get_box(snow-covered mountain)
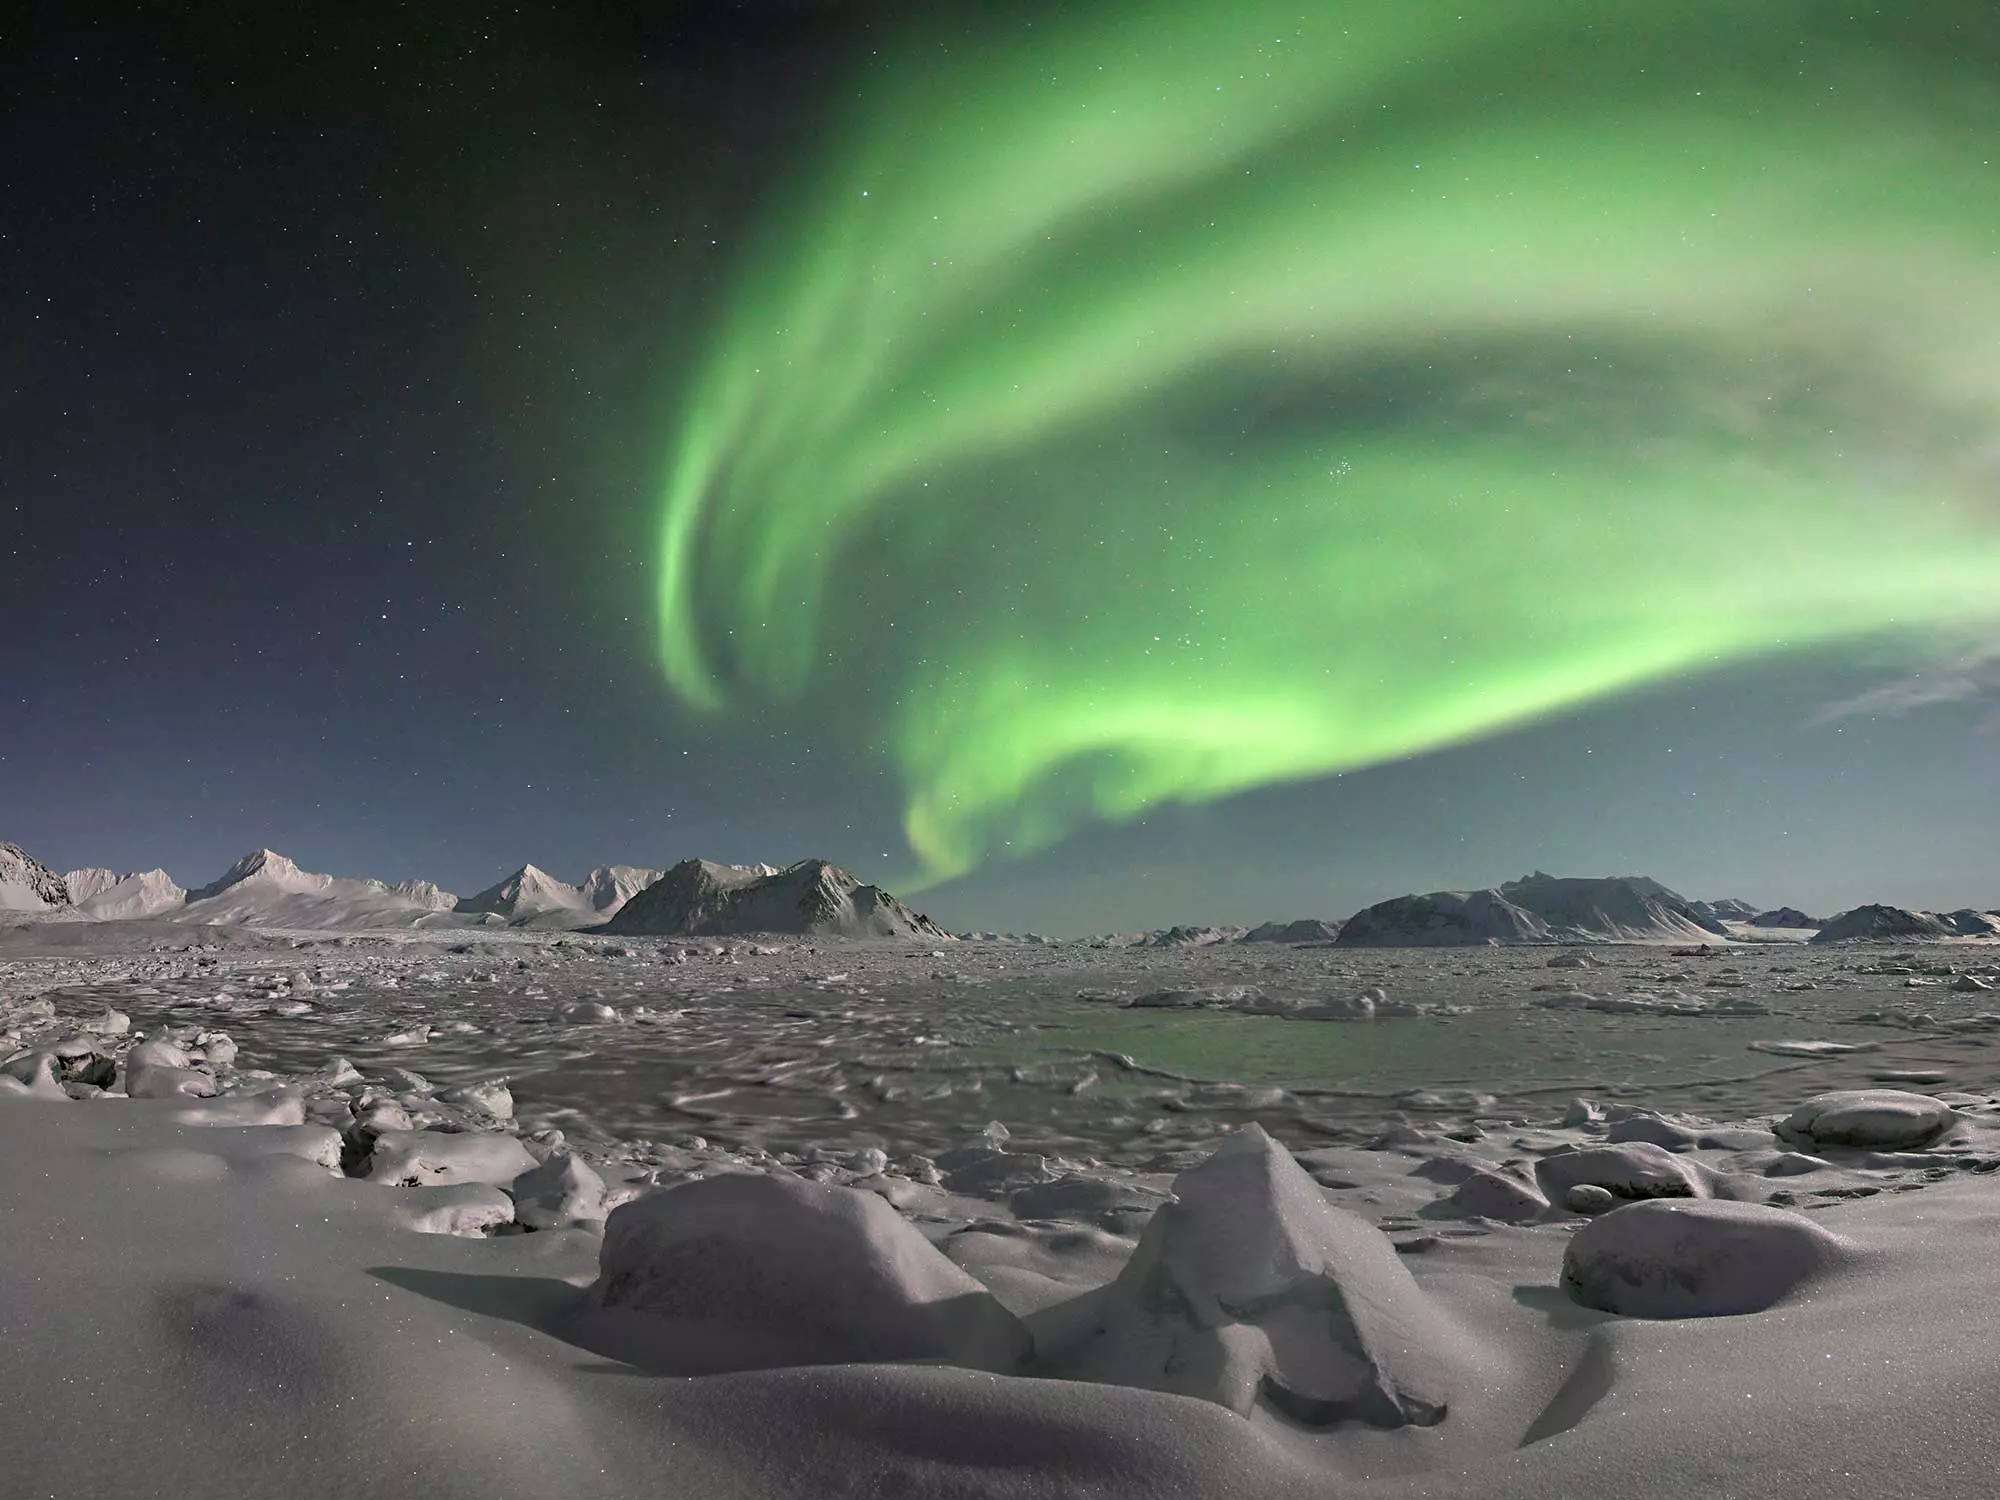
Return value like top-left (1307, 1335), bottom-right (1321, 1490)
top-left (388, 878), bottom-right (459, 912)
top-left (580, 865), bottom-right (666, 914)
top-left (0, 843), bottom-right (70, 913)
top-left (1338, 873), bottom-right (1730, 947)
top-left (1749, 907), bottom-right (1821, 929)
top-left (61, 868), bottom-right (122, 903)
top-left (177, 850), bottom-right (462, 929)
top-left (453, 864), bottom-right (598, 928)
top-left (1811, 905), bottom-right (2000, 942)
top-left (68, 868), bottom-right (185, 920)
top-left (605, 858), bottom-right (942, 939)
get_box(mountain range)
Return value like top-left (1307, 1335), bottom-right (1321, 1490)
top-left (3, 841), bottom-right (1995, 944)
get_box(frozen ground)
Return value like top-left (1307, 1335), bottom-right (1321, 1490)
top-left (6, 924), bottom-right (2000, 1497)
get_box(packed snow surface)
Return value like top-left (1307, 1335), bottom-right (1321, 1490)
top-left (5, 925), bottom-right (2000, 1497)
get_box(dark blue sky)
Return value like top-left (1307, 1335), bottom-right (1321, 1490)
top-left (6, 2), bottom-right (1996, 934)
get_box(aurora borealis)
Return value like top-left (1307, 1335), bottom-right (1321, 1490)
top-left (656, 0), bottom-right (2000, 883)
top-left (13, 2), bottom-right (2000, 931)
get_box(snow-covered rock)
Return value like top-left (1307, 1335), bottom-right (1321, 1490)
top-left (366, 1130), bottom-right (539, 1188)
top-left (388, 1183), bottom-right (518, 1238)
top-left (123, 1039), bottom-right (217, 1100)
top-left (605, 858), bottom-right (946, 939)
top-left (577, 1171), bottom-right (1031, 1374)
top-left (437, 1078), bottom-right (513, 1121)
top-left (1535, 1142), bottom-right (1710, 1204)
top-left (1056, 1126), bottom-right (1458, 1425)
top-left (1777, 1090), bottom-right (1957, 1151)
top-left (1445, 1165), bottom-right (1550, 1222)
top-left (509, 1150), bottom-right (608, 1229)
top-left (1561, 1199), bottom-right (1852, 1318)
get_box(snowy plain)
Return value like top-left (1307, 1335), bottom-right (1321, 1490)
top-left (6, 922), bottom-right (2000, 1498)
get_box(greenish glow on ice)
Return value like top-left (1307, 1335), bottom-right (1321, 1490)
top-left (656, 0), bottom-right (2000, 880)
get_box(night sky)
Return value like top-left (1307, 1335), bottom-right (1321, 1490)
top-left (7, 1), bottom-right (2000, 934)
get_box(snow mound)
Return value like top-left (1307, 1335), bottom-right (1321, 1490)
top-left (1562, 1199), bottom-right (1854, 1318)
top-left (1238, 918), bottom-right (1343, 943)
top-left (605, 858), bottom-right (946, 939)
top-left (1339, 873), bottom-right (1729, 946)
top-left (579, 864), bottom-right (666, 914)
top-left (1811, 905), bottom-right (1957, 942)
top-left (1053, 1125), bottom-right (1459, 1425)
top-left (0, 843), bottom-right (70, 912)
top-left (573, 1171), bottom-right (1031, 1374)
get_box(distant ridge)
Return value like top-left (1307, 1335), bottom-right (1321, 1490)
top-left (178, 849), bottom-right (461, 929)
top-left (605, 858), bottom-right (944, 939)
top-left (1337, 873), bottom-right (1730, 947)
top-left (67, 868), bottom-right (185, 920)
top-left (1239, 919), bottom-right (1344, 944)
top-left (1812, 905), bottom-right (2000, 942)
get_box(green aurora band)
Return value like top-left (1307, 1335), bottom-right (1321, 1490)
top-left (656, 0), bottom-right (2000, 883)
